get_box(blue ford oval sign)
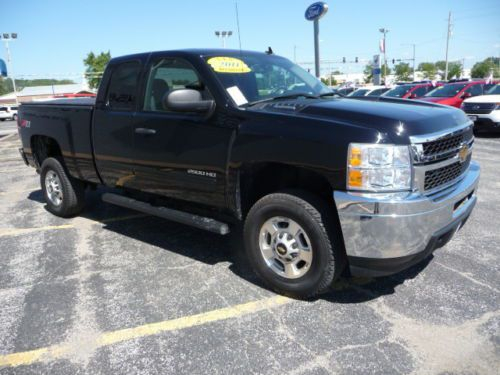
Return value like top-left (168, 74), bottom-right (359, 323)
top-left (305, 2), bottom-right (328, 21)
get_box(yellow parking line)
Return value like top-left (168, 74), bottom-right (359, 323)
top-left (0, 224), bottom-right (74, 237)
top-left (0, 295), bottom-right (292, 368)
top-left (0, 214), bottom-right (148, 238)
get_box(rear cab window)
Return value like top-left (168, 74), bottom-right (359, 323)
top-left (105, 61), bottom-right (142, 111)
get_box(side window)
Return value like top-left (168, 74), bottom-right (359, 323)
top-left (143, 58), bottom-right (210, 112)
top-left (465, 84), bottom-right (483, 97)
top-left (106, 61), bottom-right (141, 111)
top-left (413, 87), bottom-right (427, 97)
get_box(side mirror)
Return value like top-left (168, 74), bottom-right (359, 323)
top-left (409, 93), bottom-right (418, 99)
top-left (163, 89), bottom-right (215, 114)
top-left (462, 92), bottom-right (472, 99)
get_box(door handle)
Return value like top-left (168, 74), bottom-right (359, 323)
top-left (135, 127), bottom-right (156, 135)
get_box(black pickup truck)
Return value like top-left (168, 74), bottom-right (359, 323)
top-left (17, 49), bottom-right (480, 298)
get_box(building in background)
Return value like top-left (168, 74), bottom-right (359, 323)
top-left (0, 83), bottom-right (95, 105)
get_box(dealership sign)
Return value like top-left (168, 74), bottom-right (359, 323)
top-left (305, 2), bottom-right (328, 21)
top-left (0, 59), bottom-right (6, 77)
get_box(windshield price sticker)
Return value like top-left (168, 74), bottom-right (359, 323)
top-left (226, 86), bottom-right (248, 106)
top-left (207, 57), bottom-right (251, 73)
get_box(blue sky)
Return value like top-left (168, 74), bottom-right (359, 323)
top-left (2, 0), bottom-right (499, 79)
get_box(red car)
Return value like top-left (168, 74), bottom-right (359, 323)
top-left (383, 83), bottom-right (439, 99)
top-left (418, 81), bottom-right (492, 108)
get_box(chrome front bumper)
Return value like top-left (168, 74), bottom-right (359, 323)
top-left (334, 161), bottom-right (480, 277)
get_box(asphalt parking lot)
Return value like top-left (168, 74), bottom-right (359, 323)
top-left (0, 127), bottom-right (499, 375)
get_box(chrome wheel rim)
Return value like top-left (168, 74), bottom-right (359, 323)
top-left (45, 170), bottom-right (63, 206)
top-left (259, 216), bottom-right (313, 279)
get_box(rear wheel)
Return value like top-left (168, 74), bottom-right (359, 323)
top-left (12, 114), bottom-right (18, 121)
top-left (40, 157), bottom-right (85, 217)
top-left (244, 190), bottom-right (345, 298)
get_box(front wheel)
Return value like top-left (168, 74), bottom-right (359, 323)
top-left (40, 157), bottom-right (85, 217)
top-left (244, 191), bottom-right (345, 298)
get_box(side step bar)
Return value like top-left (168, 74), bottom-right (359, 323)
top-left (102, 193), bottom-right (230, 235)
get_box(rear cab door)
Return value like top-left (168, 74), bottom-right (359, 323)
top-left (92, 55), bottom-right (147, 188)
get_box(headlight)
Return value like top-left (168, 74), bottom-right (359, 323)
top-left (347, 143), bottom-right (412, 191)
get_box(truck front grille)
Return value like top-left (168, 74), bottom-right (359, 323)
top-left (462, 102), bottom-right (496, 114)
top-left (424, 155), bottom-right (471, 191)
top-left (422, 133), bottom-right (464, 158)
top-left (411, 124), bottom-right (474, 194)
top-left (419, 125), bottom-right (474, 162)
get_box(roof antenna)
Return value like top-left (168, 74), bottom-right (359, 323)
top-left (266, 47), bottom-right (273, 55)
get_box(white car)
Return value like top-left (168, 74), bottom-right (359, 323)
top-left (347, 85), bottom-right (390, 97)
top-left (461, 84), bottom-right (500, 133)
top-left (0, 105), bottom-right (19, 121)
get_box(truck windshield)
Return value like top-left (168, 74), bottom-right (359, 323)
top-left (383, 85), bottom-right (413, 98)
top-left (425, 83), bottom-right (468, 97)
top-left (485, 84), bottom-right (500, 95)
top-left (204, 54), bottom-right (331, 106)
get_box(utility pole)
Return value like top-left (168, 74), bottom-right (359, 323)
top-left (444, 11), bottom-right (452, 81)
top-left (411, 44), bottom-right (416, 81)
top-left (1, 33), bottom-right (19, 105)
top-left (379, 28), bottom-right (389, 80)
top-left (401, 43), bottom-right (417, 81)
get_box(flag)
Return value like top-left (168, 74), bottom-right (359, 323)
top-left (379, 38), bottom-right (385, 53)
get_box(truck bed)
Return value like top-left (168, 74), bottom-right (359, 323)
top-left (23, 97), bottom-right (96, 106)
top-left (18, 99), bottom-right (101, 184)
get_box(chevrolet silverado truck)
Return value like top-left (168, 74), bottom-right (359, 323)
top-left (17, 49), bottom-right (480, 298)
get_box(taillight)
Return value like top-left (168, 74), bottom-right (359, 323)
top-left (18, 118), bottom-right (30, 128)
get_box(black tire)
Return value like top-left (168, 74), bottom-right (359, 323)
top-left (40, 157), bottom-right (85, 217)
top-left (12, 114), bottom-right (18, 121)
top-left (244, 190), bottom-right (345, 298)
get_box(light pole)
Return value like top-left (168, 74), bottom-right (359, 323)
top-left (1, 33), bottom-right (18, 105)
top-left (379, 28), bottom-right (389, 81)
top-left (214, 31), bottom-right (233, 48)
top-left (401, 43), bottom-right (416, 81)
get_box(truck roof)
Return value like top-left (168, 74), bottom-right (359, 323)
top-left (109, 49), bottom-right (275, 64)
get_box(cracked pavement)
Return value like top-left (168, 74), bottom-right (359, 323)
top-left (0, 125), bottom-right (499, 374)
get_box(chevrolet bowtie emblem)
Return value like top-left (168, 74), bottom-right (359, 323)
top-left (458, 143), bottom-right (469, 163)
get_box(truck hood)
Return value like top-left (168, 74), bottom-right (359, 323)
top-left (262, 98), bottom-right (469, 142)
top-left (464, 94), bottom-right (500, 103)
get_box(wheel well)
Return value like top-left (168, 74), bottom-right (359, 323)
top-left (240, 163), bottom-right (335, 216)
top-left (31, 135), bottom-right (62, 168)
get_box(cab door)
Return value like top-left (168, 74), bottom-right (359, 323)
top-left (93, 60), bottom-right (142, 188)
top-left (130, 56), bottom-right (234, 209)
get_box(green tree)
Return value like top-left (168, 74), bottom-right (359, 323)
top-left (418, 62), bottom-right (437, 79)
top-left (435, 60), bottom-right (462, 79)
top-left (0, 77), bottom-right (13, 95)
top-left (363, 64), bottom-right (373, 83)
top-left (83, 51), bottom-right (111, 89)
top-left (471, 57), bottom-right (500, 79)
top-left (321, 74), bottom-right (337, 86)
top-left (394, 62), bottom-right (412, 82)
top-left (381, 63), bottom-right (391, 83)
top-left (0, 77), bottom-right (74, 96)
